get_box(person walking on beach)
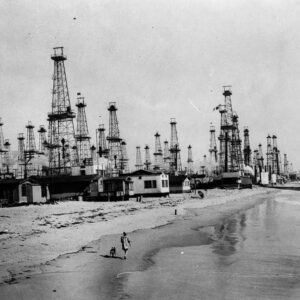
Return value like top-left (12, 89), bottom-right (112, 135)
top-left (120, 232), bottom-right (131, 260)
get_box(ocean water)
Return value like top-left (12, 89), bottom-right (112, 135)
top-left (123, 191), bottom-right (300, 300)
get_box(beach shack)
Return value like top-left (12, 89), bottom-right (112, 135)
top-left (169, 175), bottom-right (191, 193)
top-left (96, 176), bottom-right (133, 201)
top-left (124, 169), bottom-right (169, 197)
top-left (0, 178), bottom-right (49, 206)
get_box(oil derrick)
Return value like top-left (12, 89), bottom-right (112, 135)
top-left (120, 140), bottom-right (129, 173)
top-left (218, 86), bottom-right (235, 173)
top-left (107, 102), bottom-right (122, 175)
top-left (47, 47), bottom-right (78, 175)
top-left (272, 135), bottom-right (280, 175)
top-left (169, 118), bottom-right (182, 173)
top-left (144, 145), bottom-right (151, 170)
top-left (3, 139), bottom-right (11, 173)
top-left (24, 121), bottom-right (37, 177)
top-left (17, 133), bottom-right (25, 177)
top-left (258, 144), bottom-right (264, 171)
top-left (218, 105), bottom-right (227, 172)
top-left (266, 135), bottom-right (273, 174)
top-left (163, 140), bottom-right (171, 171)
top-left (253, 149), bottom-right (258, 173)
top-left (231, 113), bottom-right (243, 172)
top-left (243, 127), bottom-right (252, 167)
top-left (284, 154), bottom-right (289, 176)
top-left (97, 124), bottom-right (109, 158)
top-left (153, 132), bottom-right (163, 170)
top-left (277, 150), bottom-right (282, 175)
top-left (187, 145), bottom-right (193, 175)
top-left (75, 93), bottom-right (92, 166)
top-left (0, 118), bottom-right (7, 171)
top-left (209, 125), bottom-right (218, 165)
top-left (37, 126), bottom-right (47, 155)
top-left (135, 146), bottom-right (143, 170)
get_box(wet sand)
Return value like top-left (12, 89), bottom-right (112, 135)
top-left (0, 188), bottom-right (277, 299)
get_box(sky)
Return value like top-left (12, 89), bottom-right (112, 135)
top-left (1, 0), bottom-right (300, 171)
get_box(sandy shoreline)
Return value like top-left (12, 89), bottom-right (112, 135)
top-left (0, 187), bottom-right (279, 298)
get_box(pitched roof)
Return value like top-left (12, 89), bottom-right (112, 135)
top-left (124, 169), bottom-right (163, 176)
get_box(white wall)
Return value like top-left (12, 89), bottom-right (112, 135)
top-left (131, 173), bottom-right (169, 195)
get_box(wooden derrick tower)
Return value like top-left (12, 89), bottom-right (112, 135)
top-left (169, 118), bottom-right (182, 173)
top-left (75, 93), bottom-right (92, 166)
top-left (47, 47), bottom-right (78, 174)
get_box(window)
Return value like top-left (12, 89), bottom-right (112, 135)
top-left (162, 180), bottom-right (169, 188)
top-left (21, 184), bottom-right (27, 197)
top-left (144, 180), bottom-right (152, 189)
top-left (144, 180), bottom-right (157, 189)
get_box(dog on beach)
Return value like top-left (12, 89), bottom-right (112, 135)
top-left (110, 247), bottom-right (116, 257)
top-left (198, 191), bottom-right (204, 199)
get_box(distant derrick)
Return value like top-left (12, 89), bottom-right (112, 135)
top-left (258, 143), bottom-right (264, 171)
top-left (153, 132), bottom-right (163, 170)
top-left (272, 135), bottom-right (280, 175)
top-left (26, 121), bottom-right (36, 154)
top-left (266, 135), bottom-right (273, 174)
top-left (163, 140), bottom-right (171, 171)
top-left (107, 102), bottom-right (122, 175)
top-left (144, 145), bottom-right (151, 170)
top-left (97, 124), bottom-right (109, 159)
top-left (75, 93), bottom-right (92, 166)
top-left (47, 47), bottom-right (78, 174)
top-left (230, 113), bottom-right (243, 171)
top-left (243, 127), bottom-right (252, 167)
top-left (135, 146), bottom-right (143, 170)
top-left (0, 118), bottom-right (7, 171)
top-left (187, 145), bottom-right (193, 175)
top-left (37, 125), bottom-right (47, 155)
top-left (3, 139), bottom-right (11, 173)
top-left (169, 118), bottom-right (182, 173)
top-left (209, 125), bottom-right (218, 166)
top-left (284, 154), bottom-right (289, 176)
top-left (218, 105), bottom-right (227, 172)
top-left (120, 140), bottom-right (129, 173)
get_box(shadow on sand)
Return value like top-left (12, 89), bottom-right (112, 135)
top-left (100, 254), bottom-right (123, 260)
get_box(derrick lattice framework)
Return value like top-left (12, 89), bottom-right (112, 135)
top-left (47, 47), bottom-right (78, 174)
top-left (209, 125), bottom-right (218, 165)
top-left (258, 144), bottom-right (264, 172)
top-left (187, 145), bottom-right (193, 175)
top-left (107, 102), bottom-right (122, 174)
top-left (266, 135), bottom-right (273, 174)
top-left (37, 125), bottom-right (47, 155)
top-left (75, 93), bottom-right (92, 166)
top-left (135, 146), bottom-right (143, 170)
top-left (144, 145), bottom-right (151, 170)
top-left (153, 132), bottom-right (163, 170)
top-left (3, 139), bottom-right (11, 172)
top-left (169, 118), bottom-right (182, 173)
top-left (230, 113), bottom-right (243, 171)
top-left (272, 135), bottom-right (280, 175)
top-left (163, 140), bottom-right (171, 171)
top-left (283, 153), bottom-right (289, 176)
top-left (0, 118), bottom-right (7, 170)
top-left (243, 127), bottom-right (252, 167)
top-left (97, 124), bottom-right (109, 158)
top-left (217, 86), bottom-right (244, 173)
top-left (120, 140), bottom-right (129, 173)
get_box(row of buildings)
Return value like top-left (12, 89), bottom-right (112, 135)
top-left (0, 169), bottom-right (192, 206)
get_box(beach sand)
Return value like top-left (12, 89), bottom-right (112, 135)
top-left (0, 187), bottom-right (279, 299)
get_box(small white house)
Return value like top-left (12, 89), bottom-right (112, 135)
top-left (125, 170), bottom-right (169, 197)
top-left (0, 178), bottom-right (50, 205)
